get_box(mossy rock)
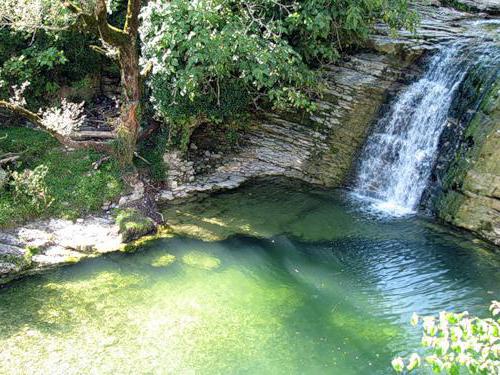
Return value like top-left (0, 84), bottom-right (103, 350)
top-left (435, 77), bottom-right (500, 244)
top-left (115, 209), bottom-right (156, 243)
top-left (0, 247), bottom-right (32, 277)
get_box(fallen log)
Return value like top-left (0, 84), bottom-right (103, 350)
top-left (70, 130), bottom-right (116, 140)
top-left (0, 153), bottom-right (20, 165)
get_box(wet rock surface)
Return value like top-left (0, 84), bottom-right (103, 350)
top-left (455, 0), bottom-right (500, 14)
top-left (432, 77), bottom-right (500, 245)
top-left (0, 216), bottom-right (127, 284)
top-left (370, 4), bottom-right (474, 59)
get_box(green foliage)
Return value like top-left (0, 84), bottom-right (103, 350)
top-left (284, 0), bottom-right (418, 64)
top-left (137, 128), bottom-right (170, 182)
top-left (141, 0), bottom-right (316, 146)
top-left (10, 164), bottom-right (53, 211)
top-left (0, 127), bottom-right (124, 227)
top-left (392, 301), bottom-right (500, 374)
top-left (141, 0), bottom-right (417, 149)
top-left (0, 28), bottom-right (102, 108)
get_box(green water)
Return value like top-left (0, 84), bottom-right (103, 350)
top-left (1, 178), bottom-right (499, 374)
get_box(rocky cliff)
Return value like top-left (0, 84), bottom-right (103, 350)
top-left (433, 78), bottom-right (500, 245)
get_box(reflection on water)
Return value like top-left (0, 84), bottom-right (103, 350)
top-left (1, 178), bottom-right (498, 374)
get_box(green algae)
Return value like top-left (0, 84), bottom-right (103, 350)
top-left (150, 253), bottom-right (176, 267)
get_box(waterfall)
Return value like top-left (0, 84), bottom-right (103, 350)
top-left (353, 31), bottom-right (498, 216)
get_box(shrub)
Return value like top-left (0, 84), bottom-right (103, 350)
top-left (392, 301), bottom-right (500, 374)
top-left (10, 164), bottom-right (53, 210)
top-left (0, 27), bottom-right (103, 108)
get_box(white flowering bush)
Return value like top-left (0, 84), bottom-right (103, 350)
top-left (0, 0), bottom-right (119, 32)
top-left (9, 81), bottom-right (30, 107)
top-left (0, 0), bottom-right (72, 32)
top-left (392, 301), bottom-right (500, 374)
top-left (3, 81), bottom-right (86, 137)
top-left (39, 99), bottom-right (86, 136)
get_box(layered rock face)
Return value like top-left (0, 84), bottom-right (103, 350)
top-left (158, 53), bottom-right (418, 204)
top-left (433, 79), bottom-right (500, 245)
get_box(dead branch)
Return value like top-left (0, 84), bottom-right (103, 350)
top-left (0, 153), bottom-right (20, 165)
top-left (92, 155), bottom-right (111, 170)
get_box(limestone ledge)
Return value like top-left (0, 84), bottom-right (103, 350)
top-left (0, 210), bottom-right (157, 285)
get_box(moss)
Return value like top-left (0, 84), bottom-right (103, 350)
top-left (0, 252), bottom-right (32, 271)
top-left (64, 256), bottom-right (81, 264)
top-left (119, 225), bottom-right (174, 253)
top-left (25, 246), bottom-right (41, 256)
top-left (115, 208), bottom-right (156, 243)
top-left (181, 251), bottom-right (221, 270)
top-left (435, 190), bottom-right (466, 222)
top-left (0, 126), bottom-right (124, 228)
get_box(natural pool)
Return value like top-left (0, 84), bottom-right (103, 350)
top-left (1, 178), bottom-right (498, 374)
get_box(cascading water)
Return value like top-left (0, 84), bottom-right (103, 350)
top-left (353, 28), bottom-right (499, 216)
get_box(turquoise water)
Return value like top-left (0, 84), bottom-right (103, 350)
top-left (1, 178), bottom-right (498, 374)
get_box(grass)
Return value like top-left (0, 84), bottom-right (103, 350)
top-left (0, 126), bottom-right (124, 228)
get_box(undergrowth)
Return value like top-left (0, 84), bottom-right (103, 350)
top-left (0, 126), bottom-right (124, 228)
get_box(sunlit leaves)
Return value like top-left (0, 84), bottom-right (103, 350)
top-left (392, 301), bottom-right (500, 374)
top-left (140, 0), bottom-right (317, 140)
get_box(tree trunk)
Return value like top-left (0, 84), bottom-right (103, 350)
top-left (115, 43), bottom-right (141, 164)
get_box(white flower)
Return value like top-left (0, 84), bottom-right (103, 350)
top-left (391, 357), bottom-right (405, 373)
top-left (39, 99), bottom-right (86, 136)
